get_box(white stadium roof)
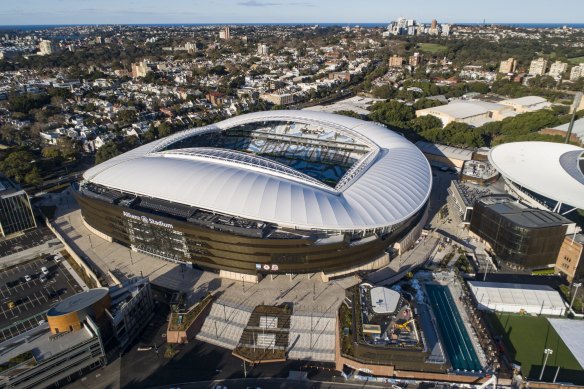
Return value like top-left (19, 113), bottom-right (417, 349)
top-left (84, 110), bottom-right (432, 232)
top-left (489, 141), bottom-right (584, 210)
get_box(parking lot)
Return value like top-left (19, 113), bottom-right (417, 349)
top-left (0, 226), bottom-right (58, 258)
top-left (0, 255), bottom-right (83, 341)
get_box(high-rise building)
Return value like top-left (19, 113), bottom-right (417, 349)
top-left (529, 57), bottom-right (548, 76)
top-left (0, 174), bottom-right (36, 237)
top-left (570, 64), bottom-right (584, 81)
top-left (431, 19), bottom-right (438, 29)
top-left (409, 52), bottom-right (423, 67)
top-left (219, 26), bottom-right (231, 40)
top-left (441, 24), bottom-right (451, 36)
top-left (185, 42), bottom-right (197, 54)
top-left (388, 54), bottom-right (404, 68)
top-left (548, 60), bottom-right (568, 78)
top-left (38, 39), bottom-right (56, 56)
top-left (499, 57), bottom-right (517, 74)
top-left (131, 60), bottom-right (152, 78)
top-left (257, 43), bottom-right (269, 56)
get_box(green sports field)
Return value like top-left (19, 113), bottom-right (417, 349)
top-left (568, 56), bottom-right (584, 64)
top-left (487, 313), bottom-right (583, 384)
top-left (418, 43), bottom-right (448, 54)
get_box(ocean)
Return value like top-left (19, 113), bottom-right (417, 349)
top-left (1, 23), bottom-right (584, 31)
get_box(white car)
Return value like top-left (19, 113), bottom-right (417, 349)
top-left (39, 274), bottom-right (47, 283)
top-left (41, 267), bottom-right (49, 275)
top-left (24, 275), bottom-right (32, 282)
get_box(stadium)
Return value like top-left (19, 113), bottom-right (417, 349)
top-left (75, 110), bottom-right (432, 277)
top-left (489, 141), bottom-right (584, 214)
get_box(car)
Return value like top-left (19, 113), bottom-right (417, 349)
top-left (54, 254), bottom-right (62, 263)
top-left (246, 387), bottom-right (262, 389)
top-left (39, 274), bottom-right (47, 283)
top-left (24, 275), bottom-right (31, 282)
top-left (41, 266), bottom-right (49, 275)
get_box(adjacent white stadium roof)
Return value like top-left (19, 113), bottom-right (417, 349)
top-left (467, 281), bottom-right (566, 316)
top-left (548, 319), bottom-right (584, 369)
top-left (489, 141), bottom-right (584, 210)
top-left (84, 110), bottom-right (432, 232)
top-left (370, 286), bottom-right (401, 314)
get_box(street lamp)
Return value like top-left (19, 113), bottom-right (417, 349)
top-left (569, 282), bottom-right (582, 314)
top-left (539, 348), bottom-right (553, 380)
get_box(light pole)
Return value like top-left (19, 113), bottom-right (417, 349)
top-left (569, 282), bottom-right (582, 314)
top-left (539, 348), bottom-right (553, 380)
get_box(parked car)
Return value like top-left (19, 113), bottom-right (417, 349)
top-left (24, 275), bottom-right (31, 282)
top-left (39, 274), bottom-right (47, 283)
top-left (41, 266), bottom-right (49, 275)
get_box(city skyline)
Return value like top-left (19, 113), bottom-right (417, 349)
top-left (1, 0), bottom-right (584, 25)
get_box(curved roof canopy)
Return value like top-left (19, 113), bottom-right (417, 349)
top-left (489, 141), bottom-right (584, 210)
top-left (83, 110), bottom-right (432, 231)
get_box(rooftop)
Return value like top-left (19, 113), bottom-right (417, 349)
top-left (47, 288), bottom-right (109, 317)
top-left (478, 197), bottom-right (572, 228)
top-left (370, 286), bottom-right (401, 315)
top-left (467, 281), bottom-right (565, 310)
top-left (415, 141), bottom-right (474, 161)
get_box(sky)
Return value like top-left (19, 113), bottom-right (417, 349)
top-left (0, 0), bottom-right (583, 25)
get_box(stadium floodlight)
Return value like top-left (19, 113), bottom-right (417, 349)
top-left (539, 348), bottom-right (553, 381)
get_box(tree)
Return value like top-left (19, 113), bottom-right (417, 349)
top-left (157, 122), bottom-right (173, 138)
top-left (371, 85), bottom-right (395, 99)
top-left (24, 167), bottom-right (42, 186)
top-left (95, 142), bottom-right (120, 165)
top-left (413, 98), bottom-right (445, 110)
top-left (0, 150), bottom-right (37, 183)
top-left (410, 115), bottom-right (443, 132)
top-left (369, 100), bottom-right (415, 128)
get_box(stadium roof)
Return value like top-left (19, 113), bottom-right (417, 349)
top-left (83, 110), bottom-right (432, 232)
top-left (489, 142), bottom-right (584, 210)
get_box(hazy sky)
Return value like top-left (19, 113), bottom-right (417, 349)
top-left (1, 0), bottom-right (582, 25)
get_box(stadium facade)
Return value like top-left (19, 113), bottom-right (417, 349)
top-left (75, 111), bottom-right (432, 276)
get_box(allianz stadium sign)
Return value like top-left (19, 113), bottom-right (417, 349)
top-left (123, 211), bottom-right (174, 229)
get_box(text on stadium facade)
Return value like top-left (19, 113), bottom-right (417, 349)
top-left (123, 211), bottom-right (174, 229)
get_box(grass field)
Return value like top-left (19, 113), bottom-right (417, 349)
top-left (418, 43), bottom-right (448, 54)
top-left (487, 313), bottom-right (583, 384)
top-left (568, 56), bottom-right (584, 64)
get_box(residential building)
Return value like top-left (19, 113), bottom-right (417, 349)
top-left (219, 26), bottom-right (230, 40)
top-left (570, 64), bottom-right (584, 81)
top-left (38, 39), bottom-right (56, 56)
top-left (409, 52), bottom-right (422, 67)
top-left (555, 234), bottom-right (584, 282)
top-left (131, 61), bottom-right (152, 78)
top-left (529, 57), bottom-right (548, 76)
top-left (328, 71), bottom-right (351, 82)
top-left (499, 57), bottom-right (517, 74)
top-left (185, 42), bottom-right (197, 54)
top-left (260, 91), bottom-right (295, 106)
top-left (549, 61), bottom-right (568, 78)
top-left (0, 174), bottom-right (36, 238)
top-left (388, 54), bottom-right (404, 68)
top-left (257, 43), bottom-right (269, 56)
top-left (206, 91), bottom-right (224, 107)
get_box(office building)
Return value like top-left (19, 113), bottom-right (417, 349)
top-left (499, 58), bottom-right (517, 74)
top-left (75, 111), bottom-right (432, 277)
top-left (549, 61), bottom-right (568, 78)
top-left (0, 174), bottom-right (36, 237)
top-left (470, 196), bottom-right (571, 269)
top-left (555, 234), bottom-right (584, 282)
top-left (388, 54), bottom-right (404, 68)
top-left (529, 57), bottom-right (548, 76)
